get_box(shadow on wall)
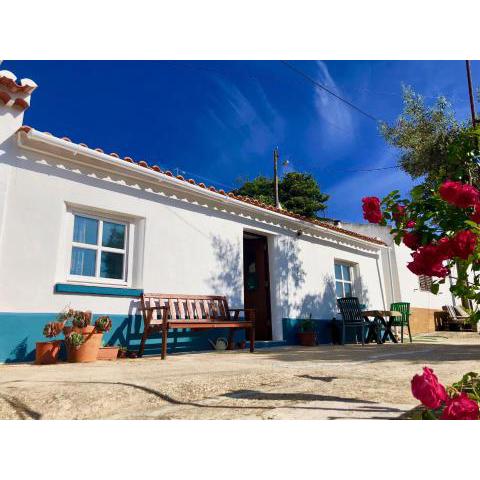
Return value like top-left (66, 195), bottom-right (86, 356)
top-left (274, 236), bottom-right (306, 319)
top-left (207, 234), bottom-right (243, 307)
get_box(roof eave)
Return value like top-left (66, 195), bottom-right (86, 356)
top-left (16, 128), bottom-right (385, 249)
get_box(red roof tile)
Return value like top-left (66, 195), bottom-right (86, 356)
top-left (15, 126), bottom-right (386, 246)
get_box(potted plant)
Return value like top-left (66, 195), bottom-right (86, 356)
top-left (95, 316), bottom-right (119, 360)
top-left (117, 347), bottom-right (128, 358)
top-left (297, 318), bottom-right (317, 346)
top-left (60, 308), bottom-right (103, 363)
top-left (35, 321), bottom-right (64, 364)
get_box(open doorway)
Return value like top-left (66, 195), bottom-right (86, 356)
top-left (243, 232), bottom-right (272, 341)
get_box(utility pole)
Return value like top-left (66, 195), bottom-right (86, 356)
top-left (273, 147), bottom-right (281, 209)
top-left (466, 60), bottom-right (477, 128)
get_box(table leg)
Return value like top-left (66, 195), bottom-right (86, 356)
top-left (382, 317), bottom-right (398, 343)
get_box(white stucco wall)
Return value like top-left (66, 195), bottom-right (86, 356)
top-left (343, 222), bottom-right (454, 310)
top-left (0, 132), bottom-right (387, 341)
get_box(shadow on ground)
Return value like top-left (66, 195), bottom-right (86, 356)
top-left (263, 343), bottom-right (480, 365)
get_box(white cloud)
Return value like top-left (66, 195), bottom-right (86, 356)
top-left (312, 61), bottom-right (356, 150)
top-left (210, 77), bottom-right (285, 157)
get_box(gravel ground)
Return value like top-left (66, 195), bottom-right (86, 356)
top-left (1, 332), bottom-right (479, 420)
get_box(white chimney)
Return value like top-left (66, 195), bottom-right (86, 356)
top-left (0, 70), bottom-right (37, 144)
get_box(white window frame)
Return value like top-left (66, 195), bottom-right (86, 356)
top-left (334, 261), bottom-right (355, 298)
top-left (66, 210), bottom-right (133, 286)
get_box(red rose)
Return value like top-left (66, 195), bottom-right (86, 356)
top-left (450, 230), bottom-right (477, 260)
top-left (407, 244), bottom-right (450, 278)
top-left (441, 392), bottom-right (479, 420)
top-left (439, 181), bottom-right (479, 209)
top-left (437, 237), bottom-right (454, 259)
top-left (403, 231), bottom-right (421, 251)
top-left (411, 367), bottom-right (447, 410)
top-left (406, 220), bottom-right (416, 228)
top-left (393, 204), bottom-right (406, 222)
top-left (362, 196), bottom-right (382, 224)
top-left (470, 204), bottom-right (480, 223)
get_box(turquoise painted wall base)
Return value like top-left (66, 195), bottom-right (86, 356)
top-left (0, 313), bottom-right (246, 363)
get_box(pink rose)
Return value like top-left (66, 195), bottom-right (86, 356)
top-left (441, 392), bottom-right (479, 420)
top-left (411, 367), bottom-right (447, 409)
top-left (406, 220), bottom-right (416, 228)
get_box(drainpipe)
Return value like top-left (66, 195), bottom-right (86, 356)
top-left (387, 244), bottom-right (395, 303)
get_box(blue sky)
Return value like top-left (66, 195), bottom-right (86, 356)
top-left (4, 60), bottom-right (479, 222)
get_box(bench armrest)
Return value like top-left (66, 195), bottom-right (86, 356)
top-left (228, 308), bottom-right (255, 322)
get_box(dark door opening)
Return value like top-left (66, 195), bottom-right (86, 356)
top-left (243, 232), bottom-right (272, 341)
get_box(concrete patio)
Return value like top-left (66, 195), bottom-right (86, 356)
top-left (1, 331), bottom-right (479, 420)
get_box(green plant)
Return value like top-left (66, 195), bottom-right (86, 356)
top-left (299, 318), bottom-right (315, 332)
top-left (66, 332), bottom-right (84, 350)
top-left (94, 316), bottom-right (112, 333)
top-left (233, 172), bottom-right (330, 218)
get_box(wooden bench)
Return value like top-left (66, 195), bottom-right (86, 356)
top-left (138, 293), bottom-right (256, 359)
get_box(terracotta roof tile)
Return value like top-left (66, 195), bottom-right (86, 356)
top-left (15, 126), bottom-right (386, 246)
top-left (0, 73), bottom-right (36, 94)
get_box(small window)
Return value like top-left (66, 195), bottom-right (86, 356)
top-left (418, 274), bottom-right (432, 292)
top-left (335, 261), bottom-right (355, 298)
top-left (69, 213), bottom-right (128, 284)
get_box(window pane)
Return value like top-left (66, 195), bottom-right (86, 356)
top-left (335, 281), bottom-right (344, 298)
top-left (70, 247), bottom-right (96, 276)
top-left (344, 282), bottom-right (352, 297)
top-left (102, 222), bottom-right (125, 249)
top-left (342, 264), bottom-right (351, 281)
top-left (73, 216), bottom-right (98, 245)
top-left (334, 263), bottom-right (342, 280)
top-left (100, 252), bottom-right (124, 279)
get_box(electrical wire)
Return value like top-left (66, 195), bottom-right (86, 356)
top-left (280, 60), bottom-right (381, 123)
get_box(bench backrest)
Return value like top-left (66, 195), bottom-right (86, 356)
top-left (142, 293), bottom-right (231, 324)
top-left (444, 305), bottom-right (460, 320)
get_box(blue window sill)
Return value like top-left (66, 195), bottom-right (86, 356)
top-left (54, 283), bottom-right (143, 297)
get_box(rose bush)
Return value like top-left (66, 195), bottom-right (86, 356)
top-left (361, 178), bottom-right (480, 323)
top-left (410, 368), bottom-right (480, 420)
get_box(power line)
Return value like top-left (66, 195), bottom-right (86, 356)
top-left (280, 60), bottom-right (381, 123)
top-left (322, 165), bottom-right (400, 173)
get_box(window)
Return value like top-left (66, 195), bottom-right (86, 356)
top-left (335, 261), bottom-right (354, 298)
top-left (68, 213), bottom-right (128, 284)
top-left (418, 274), bottom-right (433, 292)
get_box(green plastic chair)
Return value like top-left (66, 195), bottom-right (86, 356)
top-left (390, 302), bottom-right (412, 343)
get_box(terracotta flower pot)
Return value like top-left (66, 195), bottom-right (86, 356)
top-left (97, 346), bottom-right (119, 361)
top-left (35, 340), bottom-right (62, 365)
top-left (64, 326), bottom-right (103, 363)
top-left (298, 331), bottom-right (317, 346)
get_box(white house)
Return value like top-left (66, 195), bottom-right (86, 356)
top-left (0, 68), bottom-right (441, 363)
top-left (343, 222), bottom-right (456, 333)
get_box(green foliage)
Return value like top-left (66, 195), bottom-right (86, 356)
top-left (233, 172), bottom-right (329, 218)
top-left (66, 332), bottom-right (84, 350)
top-left (299, 318), bottom-right (315, 332)
top-left (380, 85), bottom-right (480, 185)
top-left (94, 316), bottom-right (112, 333)
top-left (233, 175), bottom-right (274, 206)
